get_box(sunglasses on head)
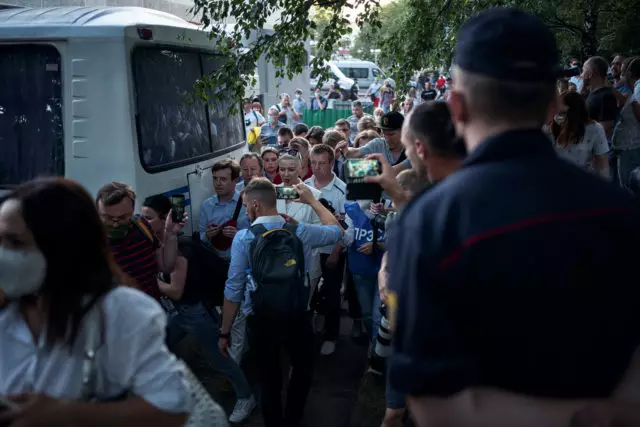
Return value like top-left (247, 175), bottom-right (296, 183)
top-left (279, 148), bottom-right (301, 158)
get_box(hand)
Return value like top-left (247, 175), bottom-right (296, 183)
top-left (363, 153), bottom-right (399, 191)
top-left (280, 214), bottom-right (299, 225)
top-left (206, 224), bottom-right (221, 240)
top-left (218, 336), bottom-right (230, 358)
top-left (293, 182), bottom-right (314, 205)
top-left (165, 210), bottom-right (188, 236)
top-left (0, 393), bottom-right (69, 427)
top-left (357, 242), bottom-right (374, 255)
top-left (222, 226), bottom-right (238, 238)
top-left (335, 141), bottom-right (349, 158)
top-left (369, 203), bottom-right (384, 215)
top-left (325, 253), bottom-right (339, 269)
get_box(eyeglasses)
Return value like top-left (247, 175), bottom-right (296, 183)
top-left (279, 148), bottom-right (302, 159)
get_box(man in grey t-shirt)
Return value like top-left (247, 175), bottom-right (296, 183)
top-left (335, 111), bottom-right (412, 172)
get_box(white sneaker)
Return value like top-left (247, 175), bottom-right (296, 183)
top-left (229, 396), bottom-right (256, 423)
top-left (320, 340), bottom-right (336, 356)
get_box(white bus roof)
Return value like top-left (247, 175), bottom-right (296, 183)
top-left (0, 6), bottom-right (200, 38)
top-left (333, 60), bottom-right (377, 67)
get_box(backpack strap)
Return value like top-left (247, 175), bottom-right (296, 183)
top-left (283, 222), bottom-right (298, 236)
top-left (231, 197), bottom-right (244, 222)
top-left (251, 224), bottom-right (268, 238)
top-left (133, 217), bottom-right (155, 244)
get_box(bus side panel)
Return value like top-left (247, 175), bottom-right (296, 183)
top-left (64, 38), bottom-right (137, 198)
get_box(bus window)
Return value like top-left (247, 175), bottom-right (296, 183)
top-left (132, 48), bottom-right (211, 171)
top-left (0, 45), bottom-right (64, 186)
top-left (339, 67), bottom-right (368, 79)
top-left (201, 54), bottom-right (245, 153)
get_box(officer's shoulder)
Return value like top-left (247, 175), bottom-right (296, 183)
top-left (334, 177), bottom-right (347, 191)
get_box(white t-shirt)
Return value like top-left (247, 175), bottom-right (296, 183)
top-left (0, 287), bottom-right (193, 414)
top-left (554, 122), bottom-right (609, 168)
top-left (244, 110), bottom-right (265, 136)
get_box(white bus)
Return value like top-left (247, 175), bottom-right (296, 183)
top-left (0, 6), bottom-right (247, 234)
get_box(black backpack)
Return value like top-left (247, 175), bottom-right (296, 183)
top-left (249, 223), bottom-right (306, 317)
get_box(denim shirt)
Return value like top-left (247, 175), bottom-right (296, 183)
top-left (260, 122), bottom-right (286, 146)
top-left (199, 191), bottom-right (251, 258)
top-left (224, 215), bottom-right (343, 316)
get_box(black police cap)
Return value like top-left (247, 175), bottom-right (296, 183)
top-left (454, 7), bottom-right (560, 83)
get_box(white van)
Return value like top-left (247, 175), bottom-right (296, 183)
top-left (334, 60), bottom-right (394, 90)
top-left (309, 60), bottom-right (354, 93)
top-left (0, 6), bottom-right (247, 234)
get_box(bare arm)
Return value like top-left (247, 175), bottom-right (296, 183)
top-left (158, 256), bottom-right (188, 301)
top-left (156, 233), bottom-right (178, 274)
top-left (599, 120), bottom-right (614, 139)
top-left (592, 154), bottom-right (610, 180)
top-left (220, 298), bottom-right (240, 334)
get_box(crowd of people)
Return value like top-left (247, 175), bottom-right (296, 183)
top-left (3, 6), bottom-right (640, 427)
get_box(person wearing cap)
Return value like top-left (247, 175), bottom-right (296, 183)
top-left (386, 7), bottom-right (640, 427)
top-left (292, 88), bottom-right (308, 126)
top-left (335, 111), bottom-right (412, 173)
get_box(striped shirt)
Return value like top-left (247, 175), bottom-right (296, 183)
top-left (109, 219), bottom-right (160, 300)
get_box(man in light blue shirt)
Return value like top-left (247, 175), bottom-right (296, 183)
top-left (199, 160), bottom-right (251, 259)
top-left (292, 88), bottom-right (308, 126)
top-left (219, 177), bottom-right (343, 427)
top-left (260, 106), bottom-right (287, 146)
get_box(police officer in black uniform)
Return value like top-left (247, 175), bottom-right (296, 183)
top-left (386, 8), bottom-right (640, 427)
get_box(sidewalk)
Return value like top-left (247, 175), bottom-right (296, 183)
top-left (176, 315), bottom-right (369, 426)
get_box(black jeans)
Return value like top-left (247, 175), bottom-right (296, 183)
top-left (319, 252), bottom-right (346, 341)
top-left (249, 313), bottom-right (316, 427)
top-left (344, 267), bottom-right (363, 319)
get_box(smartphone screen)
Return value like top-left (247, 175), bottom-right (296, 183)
top-left (276, 186), bottom-right (299, 200)
top-left (170, 195), bottom-right (186, 223)
top-left (345, 159), bottom-right (382, 183)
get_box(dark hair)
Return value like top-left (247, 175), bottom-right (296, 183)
top-left (352, 100), bottom-right (363, 108)
top-left (96, 182), bottom-right (136, 207)
top-left (335, 118), bottom-right (350, 128)
top-left (625, 57), bottom-right (640, 80)
top-left (260, 146), bottom-right (279, 159)
top-left (6, 177), bottom-right (121, 346)
top-left (212, 159), bottom-right (241, 180)
top-left (458, 68), bottom-right (556, 125)
top-left (306, 126), bottom-right (325, 143)
top-left (552, 91), bottom-right (589, 147)
top-left (586, 56), bottom-right (609, 78)
top-left (406, 101), bottom-right (466, 158)
top-left (142, 194), bottom-right (172, 219)
top-left (277, 127), bottom-right (294, 139)
top-left (310, 143), bottom-right (336, 164)
top-left (292, 123), bottom-right (309, 136)
top-left (240, 152), bottom-right (264, 170)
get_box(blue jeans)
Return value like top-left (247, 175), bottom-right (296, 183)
top-left (167, 302), bottom-right (252, 399)
top-left (352, 274), bottom-right (381, 348)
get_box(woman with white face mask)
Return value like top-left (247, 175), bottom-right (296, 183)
top-left (0, 178), bottom-right (193, 427)
top-left (551, 91), bottom-right (610, 179)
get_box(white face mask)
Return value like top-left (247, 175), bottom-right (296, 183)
top-left (0, 247), bottom-right (47, 299)
top-left (554, 114), bottom-right (566, 125)
top-left (295, 94), bottom-right (302, 99)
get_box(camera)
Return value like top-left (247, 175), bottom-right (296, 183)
top-left (370, 212), bottom-right (388, 231)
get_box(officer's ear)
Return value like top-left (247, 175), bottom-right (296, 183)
top-left (415, 138), bottom-right (429, 161)
top-left (447, 89), bottom-right (469, 129)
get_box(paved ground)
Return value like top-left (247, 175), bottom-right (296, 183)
top-left (175, 315), bottom-right (380, 427)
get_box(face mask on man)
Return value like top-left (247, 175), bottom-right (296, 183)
top-left (554, 114), bottom-right (566, 125)
top-left (106, 222), bottom-right (131, 240)
top-left (295, 94), bottom-right (302, 99)
top-left (0, 247), bottom-right (47, 298)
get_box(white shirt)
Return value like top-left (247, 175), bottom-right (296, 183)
top-left (275, 183), bottom-right (323, 280)
top-left (305, 174), bottom-right (347, 254)
top-left (244, 110), bottom-right (265, 136)
top-left (554, 122), bottom-right (609, 168)
top-left (0, 287), bottom-right (193, 414)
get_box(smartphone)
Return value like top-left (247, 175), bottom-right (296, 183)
top-left (344, 159), bottom-right (383, 201)
top-left (276, 186), bottom-right (299, 200)
top-left (344, 159), bottom-right (382, 183)
top-left (170, 194), bottom-right (186, 223)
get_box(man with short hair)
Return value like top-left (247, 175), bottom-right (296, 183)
top-left (335, 118), bottom-right (353, 145)
top-left (336, 111), bottom-right (412, 174)
top-left (347, 101), bottom-right (367, 140)
top-left (387, 8), bottom-right (640, 427)
top-left (237, 152), bottom-right (264, 191)
top-left (97, 182), bottom-right (183, 301)
top-left (293, 123), bottom-right (309, 138)
top-left (305, 144), bottom-right (348, 356)
top-left (261, 106), bottom-right (287, 146)
top-left (200, 159), bottom-right (250, 259)
top-left (277, 127), bottom-right (294, 148)
top-left (611, 54), bottom-right (632, 97)
top-left (292, 88), bottom-right (308, 125)
top-left (420, 81), bottom-right (437, 102)
top-left (582, 56), bottom-right (619, 139)
top-left (219, 178), bottom-right (343, 427)
top-left (402, 97), bottom-right (414, 116)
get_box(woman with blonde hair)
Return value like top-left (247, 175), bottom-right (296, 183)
top-left (354, 129), bottom-right (381, 148)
